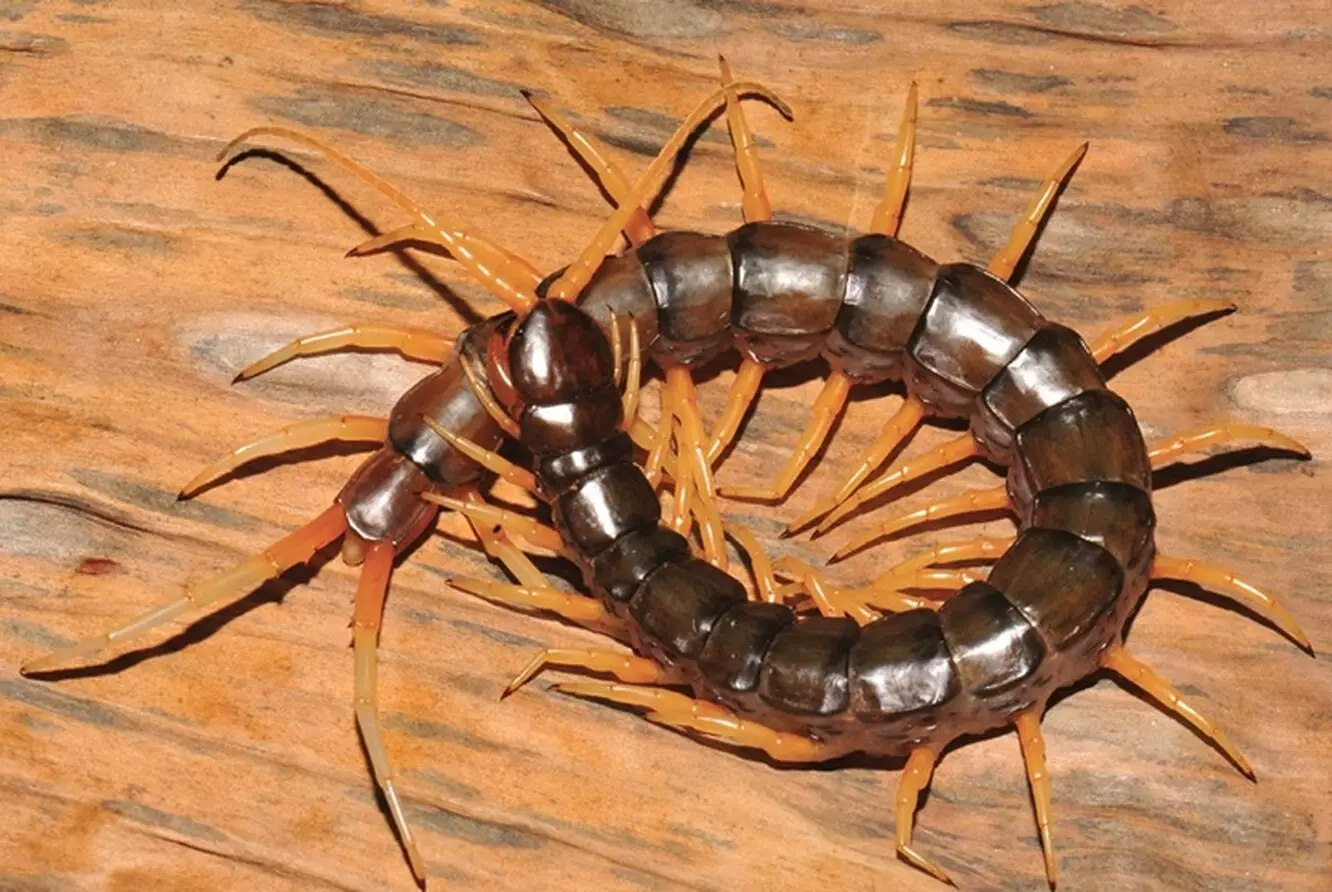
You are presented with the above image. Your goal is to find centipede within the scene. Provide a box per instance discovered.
[21,63,1314,889]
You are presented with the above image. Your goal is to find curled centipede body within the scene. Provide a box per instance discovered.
[21,65,1314,889]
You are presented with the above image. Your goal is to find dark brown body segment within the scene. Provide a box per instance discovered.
[637,231,734,366]
[907,264,1044,416]
[826,234,938,381]
[758,616,860,715]
[1028,481,1156,572]
[938,582,1047,698]
[729,222,847,365]
[849,610,959,719]
[699,602,795,693]
[630,558,747,658]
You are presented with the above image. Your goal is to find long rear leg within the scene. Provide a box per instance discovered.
[22,505,348,674]
[234,323,453,382]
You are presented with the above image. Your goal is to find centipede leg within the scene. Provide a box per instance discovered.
[816,433,983,536]
[666,367,727,568]
[895,746,954,885]
[1013,710,1057,888]
[178,415,388,499]
[422,493,563,555]
[1148,424,1310,468]
[705,357,766,466]
[417,417,537,494]
[504,648,664,697]
[555,682,831,762]
[22,505,348,674]
[830,484,1013,563]
[1151,554,1312,652]
[1103,647,1254,779]
[987,142,1088,282]
[1090,298,1236,364]
[727,525,783,603]
[785,396,927,536]
[447,577,610,628]
[720,54,774,223]
[723,370,854,503]
[523,92,656,246]
[351,541,427,886]
[235,324,452,382]
[454,485,551,590]
[771,555,883,623]
[219,127,542,312]
[619,315,644,429]
[869,81,918,237]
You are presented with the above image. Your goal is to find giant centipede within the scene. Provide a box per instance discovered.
[21,65,1314,888]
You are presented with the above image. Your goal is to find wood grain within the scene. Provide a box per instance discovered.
[1,2,1329,890]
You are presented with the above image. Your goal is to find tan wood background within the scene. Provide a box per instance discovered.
[1,1,1329,889]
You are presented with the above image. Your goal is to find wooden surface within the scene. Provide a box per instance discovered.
[1,2,1329,890]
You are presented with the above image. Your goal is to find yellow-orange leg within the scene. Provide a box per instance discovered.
[618,314,645,429]
[178,415,387,499]
[666,367,727,568]
[350,541,426,885]
[1013,710,1057,888]
[727,525,782,603]
[453,485,550,590]
[1090,298,1235,364]
[1151,554,1312,652]
[448,577,610,628]
[772,556,883,623]
[784,396,927,536]
[22,505,348,674]
[873,536,1014,587]
[218,127,542,313]
[704,358,765,466]
[817,433,983,537]
[1103,647,1254,778]
[235,324,452,382]
[418,416,537,494]
[457,349,521,439]
[504,648,664,698]
[555,681,830,762]
[895,746,954,885]
[869,81,918,237]
[830,485,1013,563]
[523,92,656,246]
[1149,424,1310,468]
[723,370,854,503]
[548,82,791,301]
[422,493,564,557]
[987,142,1088,282]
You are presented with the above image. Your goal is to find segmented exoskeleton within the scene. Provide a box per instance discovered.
[23,64,1313,889]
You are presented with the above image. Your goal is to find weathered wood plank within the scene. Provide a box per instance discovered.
[1,1,1328,890]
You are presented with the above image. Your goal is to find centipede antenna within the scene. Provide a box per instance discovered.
[351,541,427,886]
[870,81,918,237]
[1013,710,1058,888]
[418,416,537,493]
[895,746,955,886]
[784,396,927,536]
[1147,423,1310,469]
[218,126,541,312]
[345,222,428,257]
[503,647,663,699]
[178,415,387,499]
[523,91,656,246]
[1103,647,1255,779]
[819,433,983,544]
[722,370,853,503]
[234,323,452,382]
[1089,298,1235,364]
[548,81,792,302]
[21,505,348,675]
[1151,554,1313,653]
[988,142,1088,283]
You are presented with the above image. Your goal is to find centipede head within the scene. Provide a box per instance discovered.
[488,299,616,411]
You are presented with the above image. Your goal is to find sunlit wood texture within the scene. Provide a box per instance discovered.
[1,1,1329,890]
